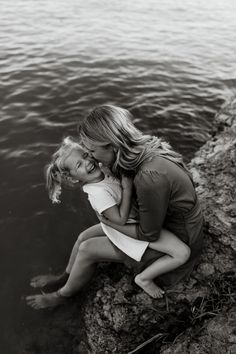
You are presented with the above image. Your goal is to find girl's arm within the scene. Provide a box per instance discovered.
[102,176,133,225]
[99,216,138,238]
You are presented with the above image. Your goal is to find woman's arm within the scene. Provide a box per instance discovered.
[135,171,170,242]
[102,176,133,225]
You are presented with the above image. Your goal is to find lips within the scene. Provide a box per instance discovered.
[87,161,97,173]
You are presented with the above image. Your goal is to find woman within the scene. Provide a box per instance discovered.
[26,105,203,309]
[78,105,203,286]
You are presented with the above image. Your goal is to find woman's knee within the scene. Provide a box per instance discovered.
[77,229,90,245]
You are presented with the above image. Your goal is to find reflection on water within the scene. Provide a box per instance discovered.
[1,0,236,352]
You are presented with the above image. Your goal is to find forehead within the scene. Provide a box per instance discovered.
[64,148,83,167]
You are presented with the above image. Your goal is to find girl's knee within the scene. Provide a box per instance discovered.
[179,245,191,264]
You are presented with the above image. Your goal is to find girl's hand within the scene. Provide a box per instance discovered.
[96,212,104,222]
[96,212,110,225]
[121,175,133,190]
[99,215,113,226]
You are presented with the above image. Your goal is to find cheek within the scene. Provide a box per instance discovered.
[105,150,115,164]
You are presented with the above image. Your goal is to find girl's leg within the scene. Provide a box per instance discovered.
[135,229,190,298]
[26,236,124,309]
[30,223,103,289]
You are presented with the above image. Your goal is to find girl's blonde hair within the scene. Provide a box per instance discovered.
[78,105,185,175]
[45,136,83,204]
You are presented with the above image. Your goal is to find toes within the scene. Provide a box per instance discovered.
[30,281,37,288]
[26,295,36,301]
[26,296,43,310]
[31,275,42,282]
[30,275,47,288]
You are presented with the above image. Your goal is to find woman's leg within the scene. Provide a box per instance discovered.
[30,223,103,289]
[26,236,124,309]
[135,229,190,298]
[66,223,104,273]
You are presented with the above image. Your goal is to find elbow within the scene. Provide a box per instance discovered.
[117,214,128,225]
[116,219,126,226]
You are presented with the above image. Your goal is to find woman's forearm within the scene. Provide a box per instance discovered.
[118,188,132,224]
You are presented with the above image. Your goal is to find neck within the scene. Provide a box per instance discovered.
[86,172,105,185]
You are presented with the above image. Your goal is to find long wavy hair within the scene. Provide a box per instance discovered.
[45,137,82,203]
[78,105,186,175]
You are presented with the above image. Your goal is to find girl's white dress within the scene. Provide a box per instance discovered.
[83,174,149,262]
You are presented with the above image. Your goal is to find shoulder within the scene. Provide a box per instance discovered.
[135,155,184,179]
[134,155,168,180]
[133,155,178,192]
[83,183,104,196]
[140,155,174,171]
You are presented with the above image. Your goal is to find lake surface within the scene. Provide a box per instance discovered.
[1,0,236,352]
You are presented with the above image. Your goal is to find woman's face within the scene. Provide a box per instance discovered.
[82,139,116,167]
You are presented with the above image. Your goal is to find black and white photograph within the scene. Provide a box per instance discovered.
[0,0,235,353]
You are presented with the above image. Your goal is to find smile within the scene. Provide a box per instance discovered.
[87,161,97,173]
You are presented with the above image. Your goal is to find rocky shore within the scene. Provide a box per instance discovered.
[22,99,236,354]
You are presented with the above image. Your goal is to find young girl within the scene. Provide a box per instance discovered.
[26,137,190,309]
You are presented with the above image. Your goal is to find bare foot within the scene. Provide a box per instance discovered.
[30,273,68,289]
[135,274,165,299]
[26,291,68,310]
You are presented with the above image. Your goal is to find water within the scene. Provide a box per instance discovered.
[1,0,236,352]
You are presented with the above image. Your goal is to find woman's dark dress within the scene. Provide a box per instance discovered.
[124,155,204,287]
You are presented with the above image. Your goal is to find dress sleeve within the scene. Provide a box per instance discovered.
[86,186,117,214]
[134,170,171,242]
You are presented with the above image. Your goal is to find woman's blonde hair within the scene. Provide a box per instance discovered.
[78,105,185,175]
[45,136,83,204]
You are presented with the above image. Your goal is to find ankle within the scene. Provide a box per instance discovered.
[61,272,69,280]
[59,287,73,298]
[57,289,69,298]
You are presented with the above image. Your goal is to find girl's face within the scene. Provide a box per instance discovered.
[64,149,104,184]
[82,139,116,167]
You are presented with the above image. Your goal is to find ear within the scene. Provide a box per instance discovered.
[66,175,79,184]
[61,172,79,184]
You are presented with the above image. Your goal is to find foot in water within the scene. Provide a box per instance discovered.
[30,273,68,289]
[134,274,165,299]
[26,290,69,310]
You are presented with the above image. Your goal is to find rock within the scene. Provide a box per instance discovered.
[82,97,236,353]
[160,306,236,354]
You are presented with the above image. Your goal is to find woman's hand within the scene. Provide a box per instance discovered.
[121,175,133,191]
